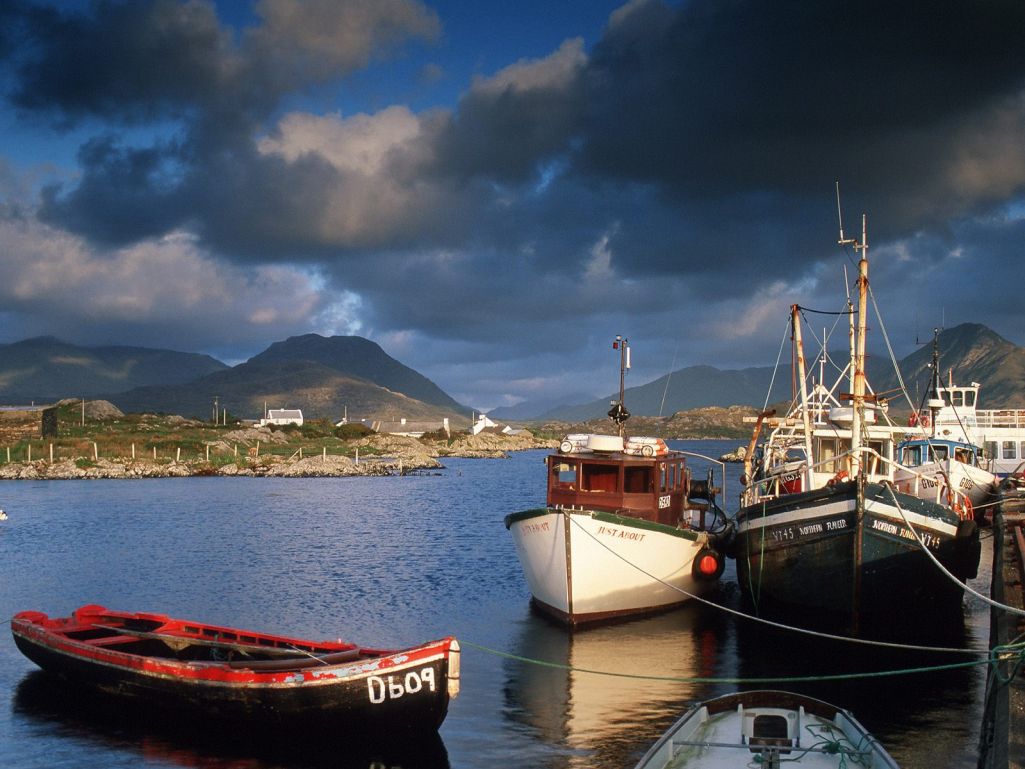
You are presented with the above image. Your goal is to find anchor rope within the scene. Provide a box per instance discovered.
[564,511,991,655]
[460,638,1021,685]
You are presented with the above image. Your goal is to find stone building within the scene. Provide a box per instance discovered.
[0,405,58,442]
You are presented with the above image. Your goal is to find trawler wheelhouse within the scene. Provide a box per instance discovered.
[546,451,689,527]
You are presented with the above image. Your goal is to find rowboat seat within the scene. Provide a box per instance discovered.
[81,634,141,647]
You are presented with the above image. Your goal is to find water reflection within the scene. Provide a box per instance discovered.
[731,599,985,768]
[502,606,736,768]
[13,671,450,769]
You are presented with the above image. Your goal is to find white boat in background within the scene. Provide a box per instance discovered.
[504,337,731,626]
[909,374,1025,480]
[893,437,994,511]
[634,690,899,769]
[893,332,997,509]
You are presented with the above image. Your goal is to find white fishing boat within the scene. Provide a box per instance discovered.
[907,374,1025,481]
[505,337,731,626]
[893,331,997,509]
[634,690,899,769]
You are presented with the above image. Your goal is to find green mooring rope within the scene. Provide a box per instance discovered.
[461,639,1025,686]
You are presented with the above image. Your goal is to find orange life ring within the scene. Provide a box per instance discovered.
[908,412,919,427]
[826,470,850,486]
[920,414,931,428]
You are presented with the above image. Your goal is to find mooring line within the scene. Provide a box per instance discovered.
[460,639,1009,685]
[880,484,1025,617]
[565,512,991,655]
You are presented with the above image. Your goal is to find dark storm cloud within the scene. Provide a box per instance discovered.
[7,0,442,249]
[6,0,235,123]
[580,0,1025,222]
[3,0,1025,408]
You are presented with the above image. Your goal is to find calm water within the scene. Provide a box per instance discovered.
[0,441,991,768]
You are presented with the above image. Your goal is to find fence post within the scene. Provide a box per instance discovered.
[323,446,327,463]
[50,443,54,462]
[153,446,157,460]
[28,444,32,462]
[93,442,98,461]
[132,443,136,460]
[206,444,210,462]
[176,447,181,462]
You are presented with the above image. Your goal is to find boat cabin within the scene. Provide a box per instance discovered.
[546,450,689,527]
[899,438,984,468]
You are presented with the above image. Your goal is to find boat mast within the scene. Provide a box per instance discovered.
[926,328,944,438]
[608,335,631,437]
[791,304,815,490]
[839,214,869,478]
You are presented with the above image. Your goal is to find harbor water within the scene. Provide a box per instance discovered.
[0,441,990,768]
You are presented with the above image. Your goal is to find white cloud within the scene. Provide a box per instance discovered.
[0,216,326,345]
[258,106,422,175]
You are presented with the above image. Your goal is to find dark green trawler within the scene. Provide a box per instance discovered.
[733,214,981,627]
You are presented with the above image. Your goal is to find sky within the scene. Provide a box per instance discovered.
[1,0,1024,412]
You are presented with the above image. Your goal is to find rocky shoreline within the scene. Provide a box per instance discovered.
[0,429,559,481]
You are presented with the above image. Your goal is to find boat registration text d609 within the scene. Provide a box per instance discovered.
[367,668,436,704]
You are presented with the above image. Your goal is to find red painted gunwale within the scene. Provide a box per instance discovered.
[11,604,457,687]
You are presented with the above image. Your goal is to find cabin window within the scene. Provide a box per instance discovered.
[986,442,998,461]
[929,445,949,462]
[1003,441,1017,460]
[954,448,973,464]
[965,391,976,407]
[551,462,577,488]
[624,466,652,493]
[817,438,841,473]
[867,440,886,475]
[1021,442,1025,460]
[942,392,952,407]
[952,391,964,407]
[901,445,922,466]
[582,463,619,493]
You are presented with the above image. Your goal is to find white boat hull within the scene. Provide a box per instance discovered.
[506,509,714,624]
[893,459,995,507]
[634,690,899,769]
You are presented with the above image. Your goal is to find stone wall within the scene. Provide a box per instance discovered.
[0,406,58,442]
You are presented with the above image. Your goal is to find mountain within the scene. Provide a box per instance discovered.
[540,323,1025,420]
[247,334,466,412]
[488,392,597,422]
[111,358,463,422]
[878,323,1025,409]
[0,336,228,401]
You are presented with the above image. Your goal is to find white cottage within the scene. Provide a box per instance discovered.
[260,409,304,427]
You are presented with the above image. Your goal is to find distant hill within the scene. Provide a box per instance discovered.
[0,333,470,422]
[248,334,466,412]
[878,323,1025,409]
[0,336,228,401]
[539,323,1025,420]
[489,391,597,422]
[111,358,465,422]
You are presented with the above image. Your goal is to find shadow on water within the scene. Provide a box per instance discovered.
[13,670,450,769]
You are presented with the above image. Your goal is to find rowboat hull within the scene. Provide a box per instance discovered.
[634,690,898,769]
[505,508,721,625]
[11,605,459,733]
[733,481,980,618]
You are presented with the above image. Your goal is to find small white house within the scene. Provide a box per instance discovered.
[261,409,304,427]
[471,413,499,435]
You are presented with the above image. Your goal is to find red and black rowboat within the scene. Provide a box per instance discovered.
[11,604,460,733]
